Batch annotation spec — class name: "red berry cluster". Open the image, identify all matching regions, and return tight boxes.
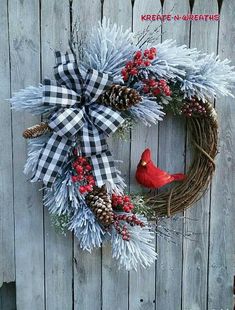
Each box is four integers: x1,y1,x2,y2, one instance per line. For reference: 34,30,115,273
121,47,157,81
112,194,134,213
71,150,95,194
182,98,207,117
113,213,145,241
142,78,172,97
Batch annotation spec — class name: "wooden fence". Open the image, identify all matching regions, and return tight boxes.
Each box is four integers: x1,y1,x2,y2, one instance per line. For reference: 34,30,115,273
0,0,234,309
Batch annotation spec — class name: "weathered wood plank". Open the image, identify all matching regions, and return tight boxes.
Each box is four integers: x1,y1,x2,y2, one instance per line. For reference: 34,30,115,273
72,1,102,309
182,1,219,309
8,0,45,309
129,1,161,309
40,1,73,309
208,0,235,308
0,0,15,287
101,1,132,309
156,1,190,309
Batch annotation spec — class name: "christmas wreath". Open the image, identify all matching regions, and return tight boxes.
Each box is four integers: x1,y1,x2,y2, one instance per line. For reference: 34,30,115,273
10,18,235,270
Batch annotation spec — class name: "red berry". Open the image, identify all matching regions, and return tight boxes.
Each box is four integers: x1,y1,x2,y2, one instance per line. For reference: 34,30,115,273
152,88,161,96
135,59,143,66
144,60,151,66
79,186,87,194
117,198,123,205
73,148,78,156
125,61,133,69
77,175,84,181
71,175,78,183
150,47,157,55
75,165,83,174
121,68,127,76
148,53,155,60
123,74,129,81
85,185,93,192
134,50,142,59
144,49,149,57
123,196,130,203
159,79,167,86
143,85,150,93
129,203,134,210
148,79,157,87
130,68,138,76
85,164,92,172
165,91,171,96
89,179,95,186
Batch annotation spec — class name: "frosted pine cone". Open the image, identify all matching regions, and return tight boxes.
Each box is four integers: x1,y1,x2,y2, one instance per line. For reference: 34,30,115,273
86,185,114,226
23,122,51,139
99,85,142,111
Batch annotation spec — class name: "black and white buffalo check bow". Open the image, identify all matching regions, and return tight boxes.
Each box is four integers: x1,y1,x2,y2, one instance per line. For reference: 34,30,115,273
32,51,124,187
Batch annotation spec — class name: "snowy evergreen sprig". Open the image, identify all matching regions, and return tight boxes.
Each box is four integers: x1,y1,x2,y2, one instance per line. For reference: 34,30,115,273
69,204,105,251
111,215,157,270
24,134,51,178
129,97,165,126
149,40,199,81
81,17,136,78
182,54,235,101
10,85,54,115
43,166,78,215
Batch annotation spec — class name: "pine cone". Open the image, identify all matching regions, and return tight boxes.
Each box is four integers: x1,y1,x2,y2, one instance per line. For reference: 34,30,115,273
23,122,51,139
86,185,114,226
99,85,142,111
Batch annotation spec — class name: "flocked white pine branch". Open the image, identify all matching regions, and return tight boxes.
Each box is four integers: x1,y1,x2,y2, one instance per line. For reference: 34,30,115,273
82,17,136,78
111,215,157,270
10,85,55,115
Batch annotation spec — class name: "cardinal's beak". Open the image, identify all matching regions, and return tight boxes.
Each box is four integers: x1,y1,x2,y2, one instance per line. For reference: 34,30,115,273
140,160,147,166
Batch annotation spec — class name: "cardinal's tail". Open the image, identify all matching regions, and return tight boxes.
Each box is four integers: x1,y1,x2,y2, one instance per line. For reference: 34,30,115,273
172,173,186,181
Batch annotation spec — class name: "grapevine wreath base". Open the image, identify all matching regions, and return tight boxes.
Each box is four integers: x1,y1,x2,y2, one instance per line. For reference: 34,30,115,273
10,18,234,270
147,106,218,217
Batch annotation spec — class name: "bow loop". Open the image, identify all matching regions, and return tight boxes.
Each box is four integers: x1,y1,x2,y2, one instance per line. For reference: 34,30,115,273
54,51,83,93
43,79,80,108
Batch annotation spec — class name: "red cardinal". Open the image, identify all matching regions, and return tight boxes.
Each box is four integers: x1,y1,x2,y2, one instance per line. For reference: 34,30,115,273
135,148,186,189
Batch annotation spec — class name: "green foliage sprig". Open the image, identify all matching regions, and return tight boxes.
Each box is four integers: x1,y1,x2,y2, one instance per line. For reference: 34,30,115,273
51,213,71,236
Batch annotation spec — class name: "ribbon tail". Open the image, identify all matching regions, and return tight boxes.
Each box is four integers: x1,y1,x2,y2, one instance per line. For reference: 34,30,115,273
89,150,126,193
31,133,73,187
79,122,126,191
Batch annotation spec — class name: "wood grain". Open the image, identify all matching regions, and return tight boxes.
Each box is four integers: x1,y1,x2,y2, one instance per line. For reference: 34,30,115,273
0,0,15,287
182,1,219,309
208,0,235,309
8,0,45,309
40,1,73,309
